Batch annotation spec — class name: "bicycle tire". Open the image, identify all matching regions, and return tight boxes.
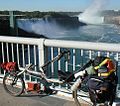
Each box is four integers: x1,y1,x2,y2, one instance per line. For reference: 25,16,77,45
72,90,81,106
73,90,92,106
3,72,25,96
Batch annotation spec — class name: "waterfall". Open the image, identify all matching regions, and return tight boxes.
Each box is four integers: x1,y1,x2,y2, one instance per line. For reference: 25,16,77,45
17,18,64,38
78,0,108,24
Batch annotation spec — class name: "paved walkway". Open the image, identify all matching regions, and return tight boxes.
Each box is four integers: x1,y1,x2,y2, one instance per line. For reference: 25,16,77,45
0,84,77,106
1,83,120,106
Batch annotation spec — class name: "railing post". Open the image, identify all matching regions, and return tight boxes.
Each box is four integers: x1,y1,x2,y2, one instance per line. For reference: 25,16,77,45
38,38,45,71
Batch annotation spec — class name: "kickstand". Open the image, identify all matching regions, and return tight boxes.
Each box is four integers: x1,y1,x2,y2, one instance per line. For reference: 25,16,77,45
24,86,29,94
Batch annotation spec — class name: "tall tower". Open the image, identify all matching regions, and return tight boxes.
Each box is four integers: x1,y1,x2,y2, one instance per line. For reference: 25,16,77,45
9,11,17,36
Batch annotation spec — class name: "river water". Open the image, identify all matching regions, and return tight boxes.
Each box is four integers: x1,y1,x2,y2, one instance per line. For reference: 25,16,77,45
17,19,120,43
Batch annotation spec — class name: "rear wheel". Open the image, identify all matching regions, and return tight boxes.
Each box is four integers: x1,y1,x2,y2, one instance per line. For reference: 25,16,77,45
72,89,92,106
3,72,25,96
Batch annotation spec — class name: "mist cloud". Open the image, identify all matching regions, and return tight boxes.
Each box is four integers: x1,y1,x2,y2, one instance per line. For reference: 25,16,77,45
79,0,109,24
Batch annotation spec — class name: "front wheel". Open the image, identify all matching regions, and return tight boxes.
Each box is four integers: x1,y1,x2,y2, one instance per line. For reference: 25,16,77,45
3,72,25,96
72,90,81,106
72,89,92,106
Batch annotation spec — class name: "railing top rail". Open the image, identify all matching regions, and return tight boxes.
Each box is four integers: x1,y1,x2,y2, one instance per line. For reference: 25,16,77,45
44,39,120,52
0,35,41,45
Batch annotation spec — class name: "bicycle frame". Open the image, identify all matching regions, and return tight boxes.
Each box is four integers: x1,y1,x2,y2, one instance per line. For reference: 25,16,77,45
18,50,71,84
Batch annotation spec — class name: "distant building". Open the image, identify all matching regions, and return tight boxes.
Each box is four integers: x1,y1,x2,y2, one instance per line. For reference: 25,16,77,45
104,16,120,25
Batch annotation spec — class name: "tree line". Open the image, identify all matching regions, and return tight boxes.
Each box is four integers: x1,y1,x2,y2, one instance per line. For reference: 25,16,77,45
0,10,81,19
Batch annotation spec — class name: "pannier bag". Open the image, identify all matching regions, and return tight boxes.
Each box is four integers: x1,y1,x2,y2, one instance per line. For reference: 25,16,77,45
93,56,116,78
88,56,117,105
88,75,117,105
27,82,40,92
1,62,19,72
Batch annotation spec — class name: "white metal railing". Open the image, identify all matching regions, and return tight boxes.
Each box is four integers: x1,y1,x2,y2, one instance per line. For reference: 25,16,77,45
44,39,120,52
0,35,120,95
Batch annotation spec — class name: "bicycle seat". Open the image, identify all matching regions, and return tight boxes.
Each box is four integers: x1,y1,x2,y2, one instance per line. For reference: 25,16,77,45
58,70,74,82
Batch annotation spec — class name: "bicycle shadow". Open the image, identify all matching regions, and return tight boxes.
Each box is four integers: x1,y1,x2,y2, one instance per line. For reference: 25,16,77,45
19,90,58,98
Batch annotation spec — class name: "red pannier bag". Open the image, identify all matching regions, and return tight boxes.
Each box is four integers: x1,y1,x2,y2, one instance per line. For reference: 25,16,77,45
27,82,40,92
1,62,19,72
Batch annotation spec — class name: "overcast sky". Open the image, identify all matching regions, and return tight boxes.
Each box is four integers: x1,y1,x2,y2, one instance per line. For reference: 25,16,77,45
0,0,119,12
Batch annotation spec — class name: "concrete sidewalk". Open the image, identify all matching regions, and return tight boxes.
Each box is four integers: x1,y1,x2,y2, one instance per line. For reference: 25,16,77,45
0,84,78,106
1,83,120,106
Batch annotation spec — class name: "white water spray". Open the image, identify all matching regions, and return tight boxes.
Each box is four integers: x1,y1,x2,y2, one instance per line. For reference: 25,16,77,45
17,19,68,38
79,0,108,24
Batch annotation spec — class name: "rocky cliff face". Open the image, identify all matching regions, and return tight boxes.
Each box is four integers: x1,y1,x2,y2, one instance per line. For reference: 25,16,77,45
0,19,10,35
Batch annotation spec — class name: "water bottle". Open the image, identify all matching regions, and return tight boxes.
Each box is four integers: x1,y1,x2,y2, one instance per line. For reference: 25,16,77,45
71,77,81,91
